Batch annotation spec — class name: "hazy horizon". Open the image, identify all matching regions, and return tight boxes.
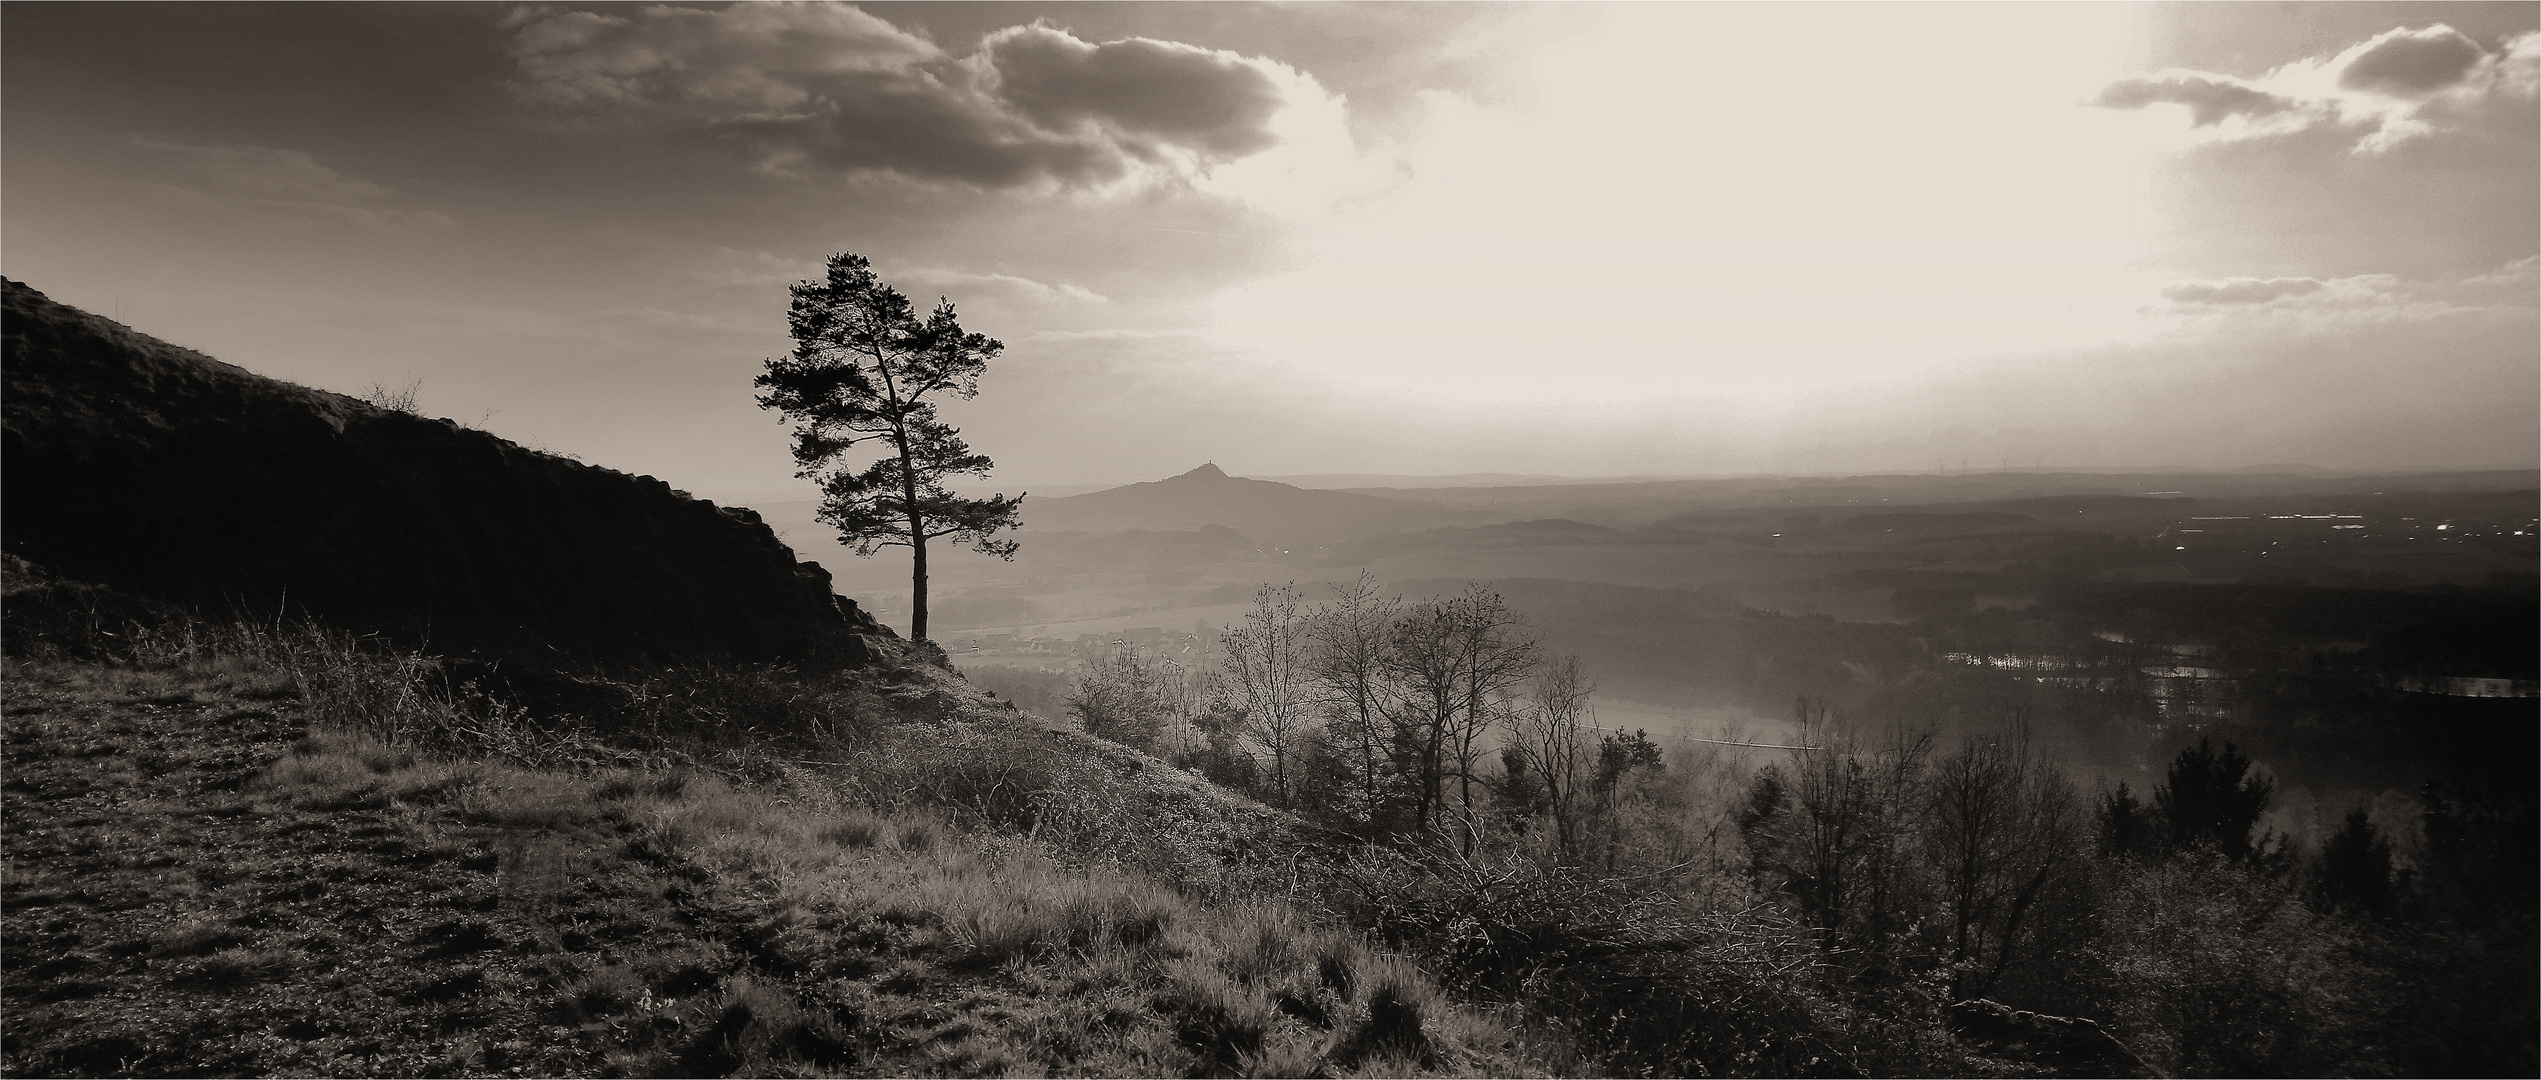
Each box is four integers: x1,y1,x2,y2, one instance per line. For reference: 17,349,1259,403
706,458,2539,514
6,2,2535,496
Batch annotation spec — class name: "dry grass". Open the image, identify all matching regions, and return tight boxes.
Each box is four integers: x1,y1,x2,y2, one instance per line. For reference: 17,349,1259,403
3,598,1534,1077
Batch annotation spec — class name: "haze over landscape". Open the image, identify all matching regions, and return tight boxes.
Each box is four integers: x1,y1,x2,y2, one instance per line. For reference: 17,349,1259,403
3,3,2537,1078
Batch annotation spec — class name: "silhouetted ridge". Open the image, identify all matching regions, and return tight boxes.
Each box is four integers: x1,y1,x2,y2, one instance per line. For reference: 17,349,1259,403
0,277,892,668
1026,462,1469,544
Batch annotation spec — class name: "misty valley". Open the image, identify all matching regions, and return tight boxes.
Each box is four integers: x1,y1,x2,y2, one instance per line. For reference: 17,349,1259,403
789,465,2533,840
806,461,2537,1075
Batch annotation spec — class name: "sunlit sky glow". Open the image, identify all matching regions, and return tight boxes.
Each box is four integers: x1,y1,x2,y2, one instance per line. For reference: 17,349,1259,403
5,2,2533,497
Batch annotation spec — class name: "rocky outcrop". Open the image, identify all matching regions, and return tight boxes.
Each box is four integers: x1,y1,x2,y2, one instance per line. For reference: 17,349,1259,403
0,277,893,669
1949,998,2161,1078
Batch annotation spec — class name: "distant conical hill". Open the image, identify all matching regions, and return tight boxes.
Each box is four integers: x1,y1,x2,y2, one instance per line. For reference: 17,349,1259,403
0,278,894,668
1024,463,1469,544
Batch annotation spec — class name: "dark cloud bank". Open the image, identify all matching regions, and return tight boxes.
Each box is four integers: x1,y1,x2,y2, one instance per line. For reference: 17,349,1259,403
507,5,1309,188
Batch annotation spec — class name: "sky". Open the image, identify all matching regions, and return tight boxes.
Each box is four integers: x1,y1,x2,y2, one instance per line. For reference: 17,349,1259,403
5,2,2535,500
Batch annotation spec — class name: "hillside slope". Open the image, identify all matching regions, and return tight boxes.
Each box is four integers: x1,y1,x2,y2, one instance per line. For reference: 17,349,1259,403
0,279,888,668
0,584,1526,1078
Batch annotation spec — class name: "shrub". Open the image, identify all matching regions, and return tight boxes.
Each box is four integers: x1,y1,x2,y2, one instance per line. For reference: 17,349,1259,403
1066,645,1176,751
1531,947,1853,1077
1319,832,1891,1075
359,378,424,414
2077,853,2367,1076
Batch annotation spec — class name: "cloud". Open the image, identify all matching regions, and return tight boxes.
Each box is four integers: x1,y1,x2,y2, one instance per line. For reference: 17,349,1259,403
2464,254,2541,289
504,5,935,110
984,28,1287,162
2093,74,2302,127
2093,24,2538,153
2166,273,2407,319
2339,25,2488,96
2504,32,2541,97
2162,277,2326,305
2157,261,2536,331
1022,327,1208,343
899,266,1108,305
694,248,1107,317
506,6,1338,190
130,137,453,232
133,137,389,202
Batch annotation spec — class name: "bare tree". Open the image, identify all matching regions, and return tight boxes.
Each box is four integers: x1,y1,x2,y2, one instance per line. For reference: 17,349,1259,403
1383,597,1465,831
1444,584,1537,848
1761,698,1931,934
1220,584,1313,806
1383,584,1537,847
1153,653,1208,750
1511,652,1595,864
1306,571,1400,830
1927,719,2081,998
1855,714,1934,944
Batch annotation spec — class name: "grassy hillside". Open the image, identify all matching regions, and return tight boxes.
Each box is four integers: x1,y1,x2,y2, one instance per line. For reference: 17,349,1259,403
0,573,1532,1078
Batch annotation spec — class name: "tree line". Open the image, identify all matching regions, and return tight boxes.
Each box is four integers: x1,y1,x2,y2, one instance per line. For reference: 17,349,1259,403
1065,573,1669,865
1063,576,2533,1076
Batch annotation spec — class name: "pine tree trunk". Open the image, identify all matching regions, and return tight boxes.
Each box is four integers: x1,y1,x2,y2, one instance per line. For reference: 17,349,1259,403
910,532,930,643
897,419,929,644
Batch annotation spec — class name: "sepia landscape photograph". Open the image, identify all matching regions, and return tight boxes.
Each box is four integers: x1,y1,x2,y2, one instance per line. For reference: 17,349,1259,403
2,2,2535,1076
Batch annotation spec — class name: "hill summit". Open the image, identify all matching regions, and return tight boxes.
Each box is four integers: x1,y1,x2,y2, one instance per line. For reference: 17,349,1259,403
1026,462,1465,543
0,278,893,669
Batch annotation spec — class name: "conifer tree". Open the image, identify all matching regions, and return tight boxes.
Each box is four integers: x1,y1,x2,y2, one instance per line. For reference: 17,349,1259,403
2153,738,2273,862
2314,807,2399,918
755,252,1022,644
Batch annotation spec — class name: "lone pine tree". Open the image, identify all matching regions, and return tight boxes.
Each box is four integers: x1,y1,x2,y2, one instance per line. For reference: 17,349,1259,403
755,252,1022,644
2154,737,2273,862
